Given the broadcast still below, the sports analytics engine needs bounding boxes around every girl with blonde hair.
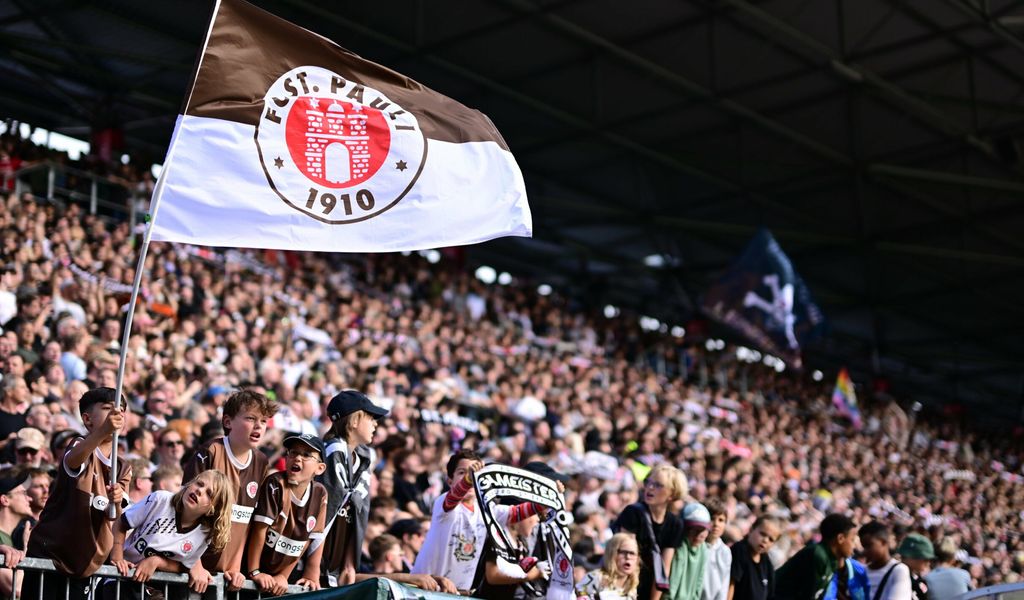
[577,532,642,600]
[109,470,235,597]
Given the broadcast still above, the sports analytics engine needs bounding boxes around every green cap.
[897,534,935,560]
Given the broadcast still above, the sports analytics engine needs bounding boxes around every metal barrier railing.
[0,556,309,600]
[955,582,1024,600]
[5,161,140,230]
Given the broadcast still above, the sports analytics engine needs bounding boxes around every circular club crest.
[558,556,570,575]
[247,481,258,499]
[182,541,193,554]
[256,66,426,224]
[306,516,316,532]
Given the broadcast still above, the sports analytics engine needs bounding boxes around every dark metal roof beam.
[714,0,1005,167]
[0,31,191,70]
[492,0,854,167]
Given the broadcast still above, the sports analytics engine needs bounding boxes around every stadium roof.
[2,0,1024,422]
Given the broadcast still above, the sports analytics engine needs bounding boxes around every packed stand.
[0,129,1020,599]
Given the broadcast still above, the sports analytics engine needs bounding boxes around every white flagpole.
[108,199,160,518]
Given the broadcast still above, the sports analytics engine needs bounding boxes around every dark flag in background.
[701,229,825,368]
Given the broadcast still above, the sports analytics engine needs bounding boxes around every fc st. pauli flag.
[150,0,532,252]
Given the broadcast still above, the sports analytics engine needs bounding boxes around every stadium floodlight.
[705,339,716,351]
[152,163,163,178]
[671,326,685,338]
[812,370,823,381]
[537,284,552,296]
[603,304,619,318]
[475,265,497,284]
[497,272,512,285]
[419,249,441,264]
[774,360,786,373]
[639,316,660,331]
[643,254,665,268]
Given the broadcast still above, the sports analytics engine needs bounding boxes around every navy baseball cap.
[283,433,325,458]
[326,390,388,422]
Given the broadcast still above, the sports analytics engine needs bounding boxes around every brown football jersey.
[28,441,132,578]
[252,472,328,576]
[184,436,268,572]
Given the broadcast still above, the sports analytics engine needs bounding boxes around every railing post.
[46,166,55,201]
[90,179,98,215]
[13,177,22,199]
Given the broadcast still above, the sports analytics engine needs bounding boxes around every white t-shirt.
[411,495,509,590]
[702,538,732,600]
[867,559,912,600]
[123,491,211,569]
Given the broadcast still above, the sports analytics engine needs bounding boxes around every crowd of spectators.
[0,129,1021,597]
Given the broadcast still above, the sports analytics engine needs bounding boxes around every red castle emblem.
[182,541,193,554]
[285,99,389,188]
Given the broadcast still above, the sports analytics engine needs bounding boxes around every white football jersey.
[123,491,211,569]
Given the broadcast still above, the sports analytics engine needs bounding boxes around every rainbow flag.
[832,368,862,429]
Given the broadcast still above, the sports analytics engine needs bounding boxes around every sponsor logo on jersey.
[266,529,305,557]
[232,504,255,524]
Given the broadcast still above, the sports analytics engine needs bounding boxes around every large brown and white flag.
[150,0,531,252]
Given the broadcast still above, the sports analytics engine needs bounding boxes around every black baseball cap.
[283,433,325,458]
[523,461,569,483]
[0,474,29,495]
[326,390,389,422]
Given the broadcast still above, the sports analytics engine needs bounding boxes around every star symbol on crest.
[309,98,320,109]
[396,160,408,171]
[274,157,284,169]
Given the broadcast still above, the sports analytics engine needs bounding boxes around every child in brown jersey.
[183,389,277,589]
[26,387,131,600]
[246,433,328,595]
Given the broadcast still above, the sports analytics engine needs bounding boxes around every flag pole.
[108,202,160,518]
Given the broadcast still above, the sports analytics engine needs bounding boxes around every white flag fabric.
[150,0,531,253]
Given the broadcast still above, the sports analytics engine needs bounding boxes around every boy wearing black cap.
[318,390,388,587]
[246,433,329,596]
[26,387,131,600]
